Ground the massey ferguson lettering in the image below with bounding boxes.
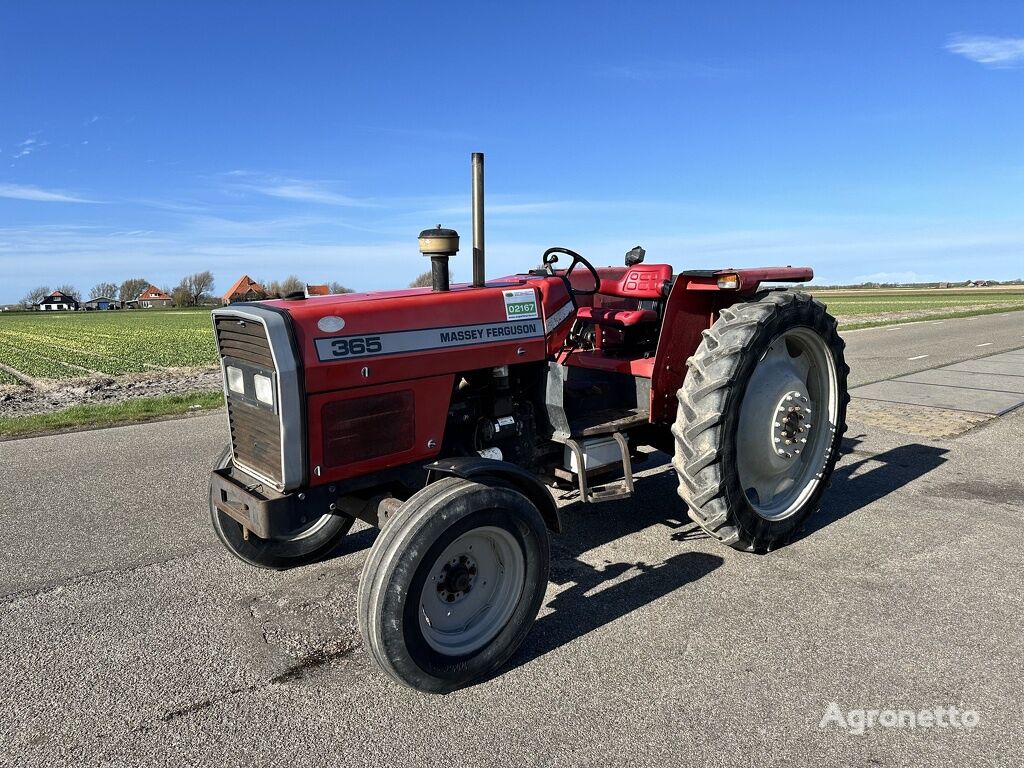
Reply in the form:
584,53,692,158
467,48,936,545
439,328,486,343
314,320,543,362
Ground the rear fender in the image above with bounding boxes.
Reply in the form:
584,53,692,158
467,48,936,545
424,457,561,533
649,268,813,422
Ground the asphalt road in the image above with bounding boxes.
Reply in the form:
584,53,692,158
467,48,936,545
842,310,1024,386
2,313,1023,768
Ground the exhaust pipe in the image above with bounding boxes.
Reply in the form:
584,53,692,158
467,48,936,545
472,152,485,287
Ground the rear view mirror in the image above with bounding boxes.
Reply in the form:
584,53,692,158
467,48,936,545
625,246,646,267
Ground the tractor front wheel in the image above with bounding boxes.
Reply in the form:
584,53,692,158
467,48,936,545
209,445,355,570
357,477,550,693
673,290,849,552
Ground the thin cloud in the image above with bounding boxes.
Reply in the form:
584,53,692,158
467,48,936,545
223,172,378,208
946,34,1024,68
255,182,375,207
422,199,575,217
0,183,101,203
13,137,48,159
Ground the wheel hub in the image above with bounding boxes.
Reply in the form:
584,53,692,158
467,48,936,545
419,526,527,656
436,554,478,602
772,391,813,459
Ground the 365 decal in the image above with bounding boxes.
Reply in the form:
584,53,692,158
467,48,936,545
327,336,383,358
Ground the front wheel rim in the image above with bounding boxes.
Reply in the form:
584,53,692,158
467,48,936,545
735,327,839,521
418,526,526,656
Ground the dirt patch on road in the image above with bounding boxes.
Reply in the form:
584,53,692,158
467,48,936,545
846,398,992,439
0,367,222,419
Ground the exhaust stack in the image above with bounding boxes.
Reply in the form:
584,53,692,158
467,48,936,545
472,152,485,287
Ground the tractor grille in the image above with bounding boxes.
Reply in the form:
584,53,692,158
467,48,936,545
322,390,415,468
214,316,283,486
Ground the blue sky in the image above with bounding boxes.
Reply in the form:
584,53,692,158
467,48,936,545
1,1,1023,302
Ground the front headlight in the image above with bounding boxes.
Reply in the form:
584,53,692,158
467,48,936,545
253,373,274,405
226,365,245,394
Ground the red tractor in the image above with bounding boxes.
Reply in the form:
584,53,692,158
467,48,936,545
209,154,849,693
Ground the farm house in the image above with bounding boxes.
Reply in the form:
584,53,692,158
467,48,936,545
305,283,329,297
133,286,173,309
35,291,79,311
222,275,267,304
83,296,121,310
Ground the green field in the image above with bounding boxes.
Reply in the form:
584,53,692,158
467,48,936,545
0,308,218,382
812,288,1024,317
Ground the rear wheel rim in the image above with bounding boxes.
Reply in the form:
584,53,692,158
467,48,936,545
735,327,839,521
418,525,526,656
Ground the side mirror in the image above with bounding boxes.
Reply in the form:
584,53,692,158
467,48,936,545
625,246,646,267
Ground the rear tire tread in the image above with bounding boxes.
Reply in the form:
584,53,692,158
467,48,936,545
673,290,849,553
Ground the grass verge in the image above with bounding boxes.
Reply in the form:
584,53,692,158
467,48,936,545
0,390,224,439
838,304,1024,331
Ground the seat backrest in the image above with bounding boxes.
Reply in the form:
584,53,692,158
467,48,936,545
598,264,672,299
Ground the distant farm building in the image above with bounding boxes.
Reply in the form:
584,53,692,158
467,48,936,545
222,275,267,305
133,286,173,309
83,296,121,311
305,284,329,297
36,291,79,311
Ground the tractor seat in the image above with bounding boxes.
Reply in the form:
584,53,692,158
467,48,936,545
575,306,658,328
577,264,672,329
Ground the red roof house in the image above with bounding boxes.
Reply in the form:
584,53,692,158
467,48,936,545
222,275,267,305
136,285,173,309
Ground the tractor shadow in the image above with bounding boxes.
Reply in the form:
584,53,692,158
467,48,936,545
793,435,949,541
503,436,949,671
502,460,725,674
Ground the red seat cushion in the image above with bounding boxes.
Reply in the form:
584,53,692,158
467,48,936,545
575,306,659,328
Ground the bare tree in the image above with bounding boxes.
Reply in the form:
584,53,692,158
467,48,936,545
119,278,149,303
182,270,215,306
53,284,80,301
89,281,118,300
263,280,282,299
171,280,192,307
409,271,433,288
21,285,51,306
280,275,304,296
329,281,355,294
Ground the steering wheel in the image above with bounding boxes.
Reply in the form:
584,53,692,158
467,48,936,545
542,247,601,296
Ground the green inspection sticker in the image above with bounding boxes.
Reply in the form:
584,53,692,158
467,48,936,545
502,288,539,321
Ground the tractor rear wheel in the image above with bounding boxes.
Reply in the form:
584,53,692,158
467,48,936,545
357,477,549,693
673,290,849,552
209,445,354,570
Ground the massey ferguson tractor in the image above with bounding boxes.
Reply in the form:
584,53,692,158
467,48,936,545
209,154,849,693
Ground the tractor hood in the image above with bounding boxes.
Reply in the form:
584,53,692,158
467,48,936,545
262,276,571,396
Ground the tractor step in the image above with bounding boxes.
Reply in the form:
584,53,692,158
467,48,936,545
563,432,634,504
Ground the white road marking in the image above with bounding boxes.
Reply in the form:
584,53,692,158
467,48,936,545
976,342,993,347
885,327,902,332
931,321,944,325
907,354,929,360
